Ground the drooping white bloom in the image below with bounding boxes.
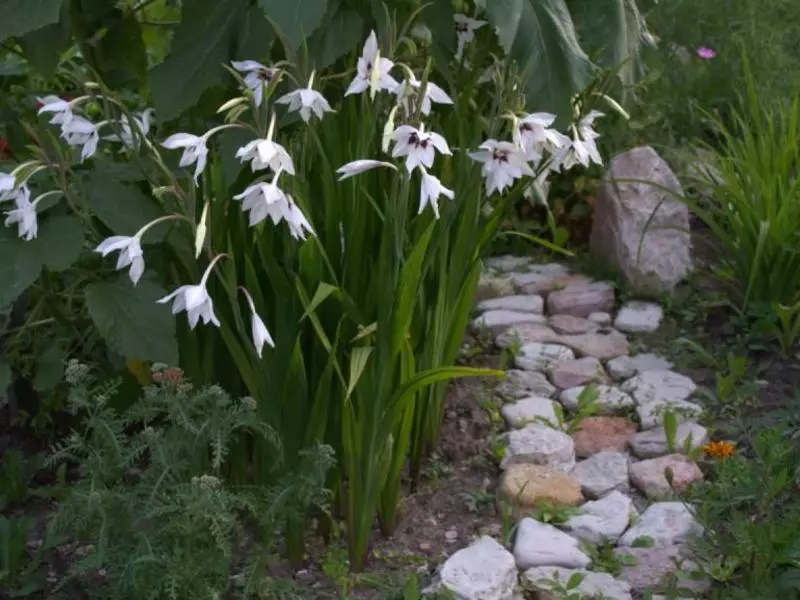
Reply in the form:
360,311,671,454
556,110,604,170
37,95,74,125
105,109,153,150
231,60,279,107
336,159,397,181
162,133,208,182
276,73,335,123
393,74,453,116
345,30,398,98
454,14,487,61
418,170,454,219
0,173,15,202
4,189,37,240
514,112,571,164
235,138,295,174
233,172,314,240
61,116,101,162
391,124,451,173
240,287,274,358
157,256,225,330
469,139,535,195
95,236,145,284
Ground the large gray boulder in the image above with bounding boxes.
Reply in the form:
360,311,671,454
589,146,691,295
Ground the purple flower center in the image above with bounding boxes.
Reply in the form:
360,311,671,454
492,149,509,163
408,132,429,149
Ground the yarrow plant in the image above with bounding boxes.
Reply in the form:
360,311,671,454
1,11,611,569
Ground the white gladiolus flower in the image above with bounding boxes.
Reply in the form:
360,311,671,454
556,110,604,170
0,173,16,202
454,14,487,61
345,30,398,98
276,72,335,123
233,171,314,240
240,287,274,357
61,116,101,162
231,60,279,107
95,236,145,284
157,255,226,329
37,95,74,125
162,133,209,182
335,159,397,181
418,170,454,219
4,189,37,240
391,124,451,173
105,109,153,150
235,139,295,174
393,74,453,116
469,140,534,195
514,112,571,164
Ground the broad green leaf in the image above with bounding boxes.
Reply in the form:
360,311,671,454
149,0,247,121
89,11,148,89
0,0,63,42
307,4,363,70
346,346,372,400
258,0,327,51
569,0,646,87
0,54,28,76
566,571,585,590
0,214,85,309
421,0,456,53
37,215,85,272
483,0,593,114
85,275,179,364
19,11,70,79
236,5,274,61
83,173,165,240
0,362,11,392
33,345,65,391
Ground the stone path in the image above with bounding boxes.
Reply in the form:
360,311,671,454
428,256,710,600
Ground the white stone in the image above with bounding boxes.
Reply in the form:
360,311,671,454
562,491,635,545
497,370,556,400
515,342,575,372
548,357,608,389
621,370,697,405
570,452,630,498
438,536,518,600
513,518,591,570
589,146,691,296
588,311,612,326
523,567,633,600
486,255,531,272
636,397,704,430
614,301,664,333
613,545,709,596
501,424,575,473
477,294,544,315
472,310,547,335
630,422,709,458
501,396,560,428
618,502,703,547
607,353,673,380
559,385,635,414
496,323,559,349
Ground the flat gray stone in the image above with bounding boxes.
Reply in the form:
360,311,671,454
513,518,591,570
613,546,709,596
636,397,704,430
501,396,560,428
497,370,556,400
547,281,616,317
496,323,559,349
548,357,608,389
559,384,635,414
548,314,599,335
588,311,612,326
630,422,709,458
629,455,704,498
472,310,547,335
557,329,630,360
607,353,673,380
515,342,575,372
621,370,697,406
438,536,517,600
501,424,575,473
618,502,703,547
477,294,544,315
571,451,630,498
486,255,531,272
615,301,664,333
523,567,632,600
562,490,635,545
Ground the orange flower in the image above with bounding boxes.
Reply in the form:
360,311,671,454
703,440,736,459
